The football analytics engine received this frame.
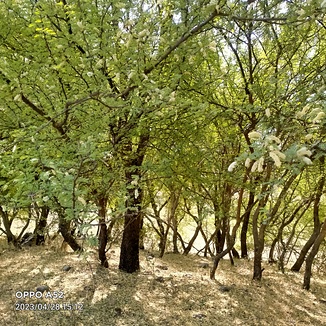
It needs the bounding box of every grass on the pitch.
[0,240,325,326]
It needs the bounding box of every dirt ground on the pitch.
[0,241,325,326]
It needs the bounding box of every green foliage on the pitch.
[0,0,326,276]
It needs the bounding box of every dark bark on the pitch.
[119,170,143,273]
[269,199,311,264]
[210,227,240,279]
[56,203,83,252]
[241,191,255,258]
[210,183,242,279]
[183,222,201,255]
[0,206,19,247]
[210,187,244,279]
[216,223,227,255]
[139,216,145,250]
[159,225,170,258]
[252,221,267,280]
[303,220,326,290]
[199,227,216,257]
[278,204,310,272]
[35,206,49,245]
[252,168,298,280]
[119,134,149,273]
[171,191,180,254]
[291,168,324,272]
[291,230,320,272]
[232,247,240,259]
[98,197,109,268]
[252,167,272,281]
[252,192,270,281]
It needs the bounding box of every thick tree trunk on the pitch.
[98,197,109,268]
[119,170,142,273]
[118,134,149,273]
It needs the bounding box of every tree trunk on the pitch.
[118,132,149,273]
[216,220,227,255]
[139,216,145,250]
[52,196,83,252]
[107,219,116,243]
[35,206,49,245]
[0,206,19,247]
[98,197,109,268]
[232,247,240,259]
[119,169,143,273]
[292,167,324,272]
[199,227,215,257]
[170,191,180,254]
[159,224,170,258]
[241,191,255,258]
[291,230,320,271]
[252,165,273,281]
[269,199,311,265]
[252,200,269,281]
[210,186,244,279]
[183,222,201,255]
[303,219,326,290]
[58,217,83,252]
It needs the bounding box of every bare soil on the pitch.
[0,242,325,326]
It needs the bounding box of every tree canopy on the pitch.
[1,0,326,290]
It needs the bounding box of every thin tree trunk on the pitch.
[98,197,109,268]
[269,200,310,264]
[199,226,216,257]
[210,187,243,279]
[139,216,145,250]
[183,222,201,255]
[252,215,267,281]
[303,219,326,290]
[170,191,181,254]
[241,191,255,258]
[252,166,272,281]
[292,166,324,272]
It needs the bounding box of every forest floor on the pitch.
[0,240,325,326]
